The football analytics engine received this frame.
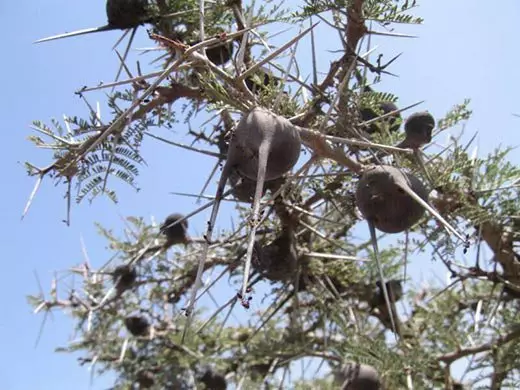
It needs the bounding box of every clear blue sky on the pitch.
[2,1,520,389]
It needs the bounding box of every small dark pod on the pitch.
[356,165,429,233]
[200,369,227,390]
[359,101,401,134]
[112,265,137,294]
[124,315,150,336]
[372,279,403,307]
[135,370,155,389]
[398,111,436,149]
[106,0,149,29]
[335,362,382,390]
[253,229,298,282]
[244,68,281,95]
[160,213,189,245]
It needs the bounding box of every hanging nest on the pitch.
[226,107,301,182]
[106,0,149,29]
[160,213,189,245]
[359,101,401,134]
[112,264,137,294]
[252,228,298,282]
[334,362,383,390]
[199,369,227,390]
[400,111,436,148]
[355,165,429,233]
[124,315,150,336]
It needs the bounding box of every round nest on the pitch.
[160,213,189,244]
[229,108,301,182]
[112,265,137,293]
[252,231,298,282]
[355,165,429,233]
[403,111,436,147]
[200,369,227,390]
[124,315,150,336]
[106,0,149,29]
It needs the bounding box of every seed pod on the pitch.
[355,165,429,233]
[106,0,149,29]
[124,315,150,336]
[160,213,189,245]
[360,102,401,134]
[200,369,227,390]
[372,279,403,307]
[112,265,137,294]
[398,111,436,149]
[335,362,382,390]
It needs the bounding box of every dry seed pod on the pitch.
[124,315,150,336]
[185,107,301,318]
[372,279,403,307]
[356,165,429,233]
[112,265,137,294]
[160,213,190,245]
[335,362,382,390]
[253,229,298,282]
[200,369,227,390]
[398,111,435,149]
[360,101,401,134]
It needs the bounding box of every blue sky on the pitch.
[2,0,520,389]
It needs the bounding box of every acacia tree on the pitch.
[26,0,520,389]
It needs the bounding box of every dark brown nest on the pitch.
[359,101,401,134]
[124,315,150,336]
[200,369,227,390]
[252,229,298,282]
[106,0,149,29]
[401,111,436,148]
[160,213,189,245]
[112,265,137,294]
[355,165,429,233]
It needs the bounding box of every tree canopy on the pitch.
[26,0,520,389]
